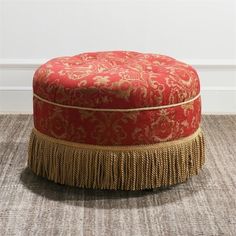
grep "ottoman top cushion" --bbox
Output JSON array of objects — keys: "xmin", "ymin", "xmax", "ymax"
[{"xmin": 33, "ymin": 51, "xmax": 200, "ymax": 109}]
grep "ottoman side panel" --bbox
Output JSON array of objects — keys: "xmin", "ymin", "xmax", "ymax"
[{"xmin": 33, "ymin": 96, "xmax": 201, "ymax": 146}]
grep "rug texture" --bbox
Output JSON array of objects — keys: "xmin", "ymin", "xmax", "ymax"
[{"xmin": 0, "ymin": 115, "xmax": 235, "ymax": 236}]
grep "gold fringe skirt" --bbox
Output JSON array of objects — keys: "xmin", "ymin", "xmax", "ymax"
[{"xmin": 28, "ymin": 128, "xmax": 205, "ymax": 190}]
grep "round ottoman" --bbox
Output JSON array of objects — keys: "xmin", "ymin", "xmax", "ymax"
[{"xmin": 28, "ymin": 51, "xmax": 205, "ymax": 190}]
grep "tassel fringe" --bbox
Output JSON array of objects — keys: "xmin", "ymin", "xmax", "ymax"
[{"xmin": 28, "ymin": 128, "xmax": 205, "ymax": 190}]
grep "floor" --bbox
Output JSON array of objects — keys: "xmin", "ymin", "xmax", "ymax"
[{"xmin": 0, "ymin": 115, "xmax": 235, "ymax": 236}]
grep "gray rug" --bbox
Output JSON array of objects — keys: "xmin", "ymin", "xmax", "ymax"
[{"xmin": 0, "ymin": 115, "xmax": 235, "ymax": 236}]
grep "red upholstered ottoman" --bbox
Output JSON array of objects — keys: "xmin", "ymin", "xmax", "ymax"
[{"xmin": 28, "ymin": 51, "xmax": 205, "ymax": 190}]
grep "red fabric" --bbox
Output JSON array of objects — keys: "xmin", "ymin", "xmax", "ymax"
[
  {"xmin": 33, "ymin": 97, "xmax": 201, "ymax": 145},
  {"xmin": 33, "ymin": 51, "xmax": 200, "ymax": 109},
  {"xmin": 33, "ymin": 51, "xmax": 202, "ymax": 146}
]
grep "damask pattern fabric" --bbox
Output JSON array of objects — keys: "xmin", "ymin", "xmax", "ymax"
[
  {"xmin": 29, "ymin": 51, "xmax": 205, "ymax": 190},
  {"xmin": 33, "ymin": 51, "xmax": 201, "ymax": 145}
]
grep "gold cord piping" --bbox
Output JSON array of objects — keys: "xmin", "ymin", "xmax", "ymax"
[{"xmin": 33, "ymin": 93, "xmax": 201, "ymax": 112}]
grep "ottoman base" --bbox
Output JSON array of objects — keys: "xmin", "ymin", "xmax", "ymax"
[{"xmin": 28, "ymin": 128, "xmax": 205, "ymax": 191}]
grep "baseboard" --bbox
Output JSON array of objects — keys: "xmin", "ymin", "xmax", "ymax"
[
  {"xmin": 0, "ymin": 58, "xmax": 236, "ymax": 113},
  {"xmin": 0, "ymin": 58, "xmax": 236, "ymax": 69},
  {"xmin": 1, "ymin": 88, "xmax": 235, "ymax": 114},
  {"xmin": 0, "ymin": 90, "xmax": 33, "ymax": 113}
]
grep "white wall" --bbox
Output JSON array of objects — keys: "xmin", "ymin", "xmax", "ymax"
[{"xmin": 0, "ymin": 0, "xmax": 236, "ymax": 113}]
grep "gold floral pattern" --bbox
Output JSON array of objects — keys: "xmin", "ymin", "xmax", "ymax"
[
  {"xmin": 33, "ymin": 51, "xmax": 202, "ymax": 145},
  {"xmin": 33, "ymin": 51, "xmax": 200, "ymax": 109},
  {"xmin": 33, "ymin": 96, "xmax": 201, "ymax": 145}
]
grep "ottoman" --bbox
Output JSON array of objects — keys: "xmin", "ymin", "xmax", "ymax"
[{"xmin": 28, "ymin": 51, "xmax": 205, "ymax": 190}]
